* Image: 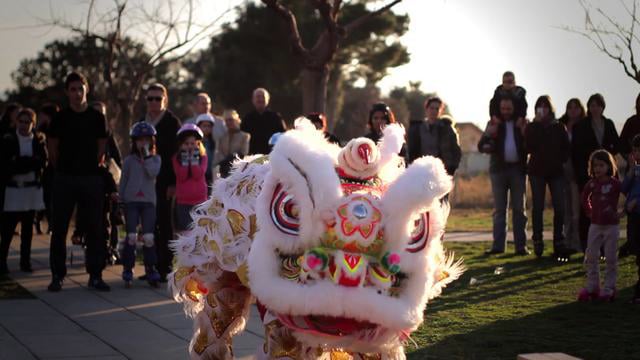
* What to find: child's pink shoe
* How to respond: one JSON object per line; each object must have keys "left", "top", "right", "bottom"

{"left": 577, "top": 287, "right": 599, "bottom": 302}
{"left": 598, "top": 289, "right": 616, "bottom": 302}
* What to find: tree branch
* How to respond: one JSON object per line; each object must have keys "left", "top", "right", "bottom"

{"left": 262, "top": 0, "right": 309, "bottom": 56}
{"left": 344, "top": 0, "right": 403, "bottom": 34}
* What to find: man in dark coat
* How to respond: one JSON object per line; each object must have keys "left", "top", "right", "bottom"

{"left": 241, "top": 88, "right": 286, "bottom": 155}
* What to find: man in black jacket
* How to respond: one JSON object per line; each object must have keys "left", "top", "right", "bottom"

{"left": 139, "top": 83, "right": 182, "bottom": 281}
{"left": 478, "top": 96, "right": 530, "bottom": 255}
{"left": 241, "top": 88, "right": 286, "bottom": 155}
{"left": 407, "top": 97, "right": 461, "bottom": 175}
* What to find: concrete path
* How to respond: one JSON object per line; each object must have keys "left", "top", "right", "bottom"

{"left": 0, "top": 234, "right": 262, "bottom": 360}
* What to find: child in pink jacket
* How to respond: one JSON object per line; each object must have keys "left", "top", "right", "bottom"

{"left": 172, "top": 124, "right": 208, "bottom": 233}
{"left": 579, "top": 149, "right": 622, "bottom": 302}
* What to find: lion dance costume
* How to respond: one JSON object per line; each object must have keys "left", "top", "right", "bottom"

{"left": 170, "top": 122, "right": 463, "bottom": 359}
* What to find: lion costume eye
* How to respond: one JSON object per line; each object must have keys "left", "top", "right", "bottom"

{"left": 271, "top": 183, "right": 300, "bottom": 235}
{"left": 406, "top": 212, "right": 429, "bottom": 253}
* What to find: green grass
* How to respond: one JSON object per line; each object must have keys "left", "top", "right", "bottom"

{"left": 447, "top": 208, "right": 628, "bottom": 232}
{"left": 407, "top": 240, "right": 639, "bottom": 360}
{"left": 0, "top": 275, "right": 34, "bottom": 300}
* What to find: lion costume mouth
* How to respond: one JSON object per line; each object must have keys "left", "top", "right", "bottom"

{"left": 276, "top": 313, "right": 380, "bottom": 338}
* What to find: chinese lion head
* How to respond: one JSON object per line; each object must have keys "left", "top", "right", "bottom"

{"left": 170, "top": 122, "right": 462, "bottom": 360}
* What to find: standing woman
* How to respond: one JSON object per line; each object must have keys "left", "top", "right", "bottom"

{"left": 572, "top": 93, "right": 619, "bottom": 252}
{"left": 525, "top": 96, "right": 570, "bottom": 260}
{"left": 216, "top": 110, "right": 250, "bottom": 178}
{"left": 0, "top": 109, "right": 47, "bottom": 274}
{"left": 139, "top": 83, "right": 181, "bottom": 282}
{"left": 365, "top": 102, "right": 397, "bottom": 144}
{"left": 559, "top": 98, "right": 586, "bottom": 253}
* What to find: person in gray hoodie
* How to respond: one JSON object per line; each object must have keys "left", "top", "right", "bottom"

{"left": 119, "top": 122, "right": 161, "bottom": 287}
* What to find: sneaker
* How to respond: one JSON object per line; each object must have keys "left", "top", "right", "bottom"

{"left": 577, "top": 287, "right": 599, "bottom": 302}
{"left": 515, "top": 247, "right": 531, "bottom": 256}
{"left": 47, "top": 276, "right": 63, "bottom": 292}
{"left": 88, "top": 276, "right": 111, "bottom": 292}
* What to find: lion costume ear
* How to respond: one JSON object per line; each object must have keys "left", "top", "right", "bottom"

{"left": 380, "top": 156, "right": 452, "bottom": 249}
{"left": 268, "top": 126, "right": 343, "bottom": 244}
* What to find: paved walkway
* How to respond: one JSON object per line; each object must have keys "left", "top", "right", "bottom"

{"left": 0, "top": 229, "right": 602, "bottom": 359}
{"left": 0, "top": 234, "right": 262, "bottom": 360}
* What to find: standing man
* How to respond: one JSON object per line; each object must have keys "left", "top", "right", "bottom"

{"left": 478, "top": 96, "right": 530, "bottom": 256}
{"left": 407, "top": 96, "right": 461, "bottom": 175}
{"left": 139, "top": 83, "right": 182, "bottom": 282}
{"left": 489, "top": 71, "right": 528, "bottom": 123}
{"left": 241, "top": 88, "right": 286, "bottom": 155}
{"left": 47, "top": 72, "right": 110, "bottom": 292}
{"left": 184, "top": 92, "right": 226, "bottom": 142}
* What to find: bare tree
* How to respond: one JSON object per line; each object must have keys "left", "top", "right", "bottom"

{"left": 44, "top": 0, "right": 236, "bottom": 149}
{"left": 261, "top": 0, "right": 404, "bottom": 114}
{"left": 564, "top": 0, "right": 640, "bottom": 83}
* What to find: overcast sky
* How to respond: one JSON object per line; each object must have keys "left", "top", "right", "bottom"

{"left": 1, "top": 0, "right": 638, "bottom": 129}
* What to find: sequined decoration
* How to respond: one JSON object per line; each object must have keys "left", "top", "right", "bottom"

{"left": 226, "top": 209, "right": 246, "bottom": 236}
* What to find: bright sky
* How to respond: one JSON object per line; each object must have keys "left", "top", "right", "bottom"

{"left": 1, "top": 0, "right": 638, "bottom": 129}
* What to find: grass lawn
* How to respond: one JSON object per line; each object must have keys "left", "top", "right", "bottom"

{"left": 407, "top": 240, "right": 639, "bottom": 360}
{"left": 447, "top": 208, "right": 628, "bottom": 232}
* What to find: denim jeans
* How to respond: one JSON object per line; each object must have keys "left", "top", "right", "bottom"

{"left": 530, "top": 175, "right": 566, "bottom": 251}
{"left": 124, "top": 202, "right": 156, "bottom": 234}
{"left": 490, "top": 165, "right": 528, "bottom": 252}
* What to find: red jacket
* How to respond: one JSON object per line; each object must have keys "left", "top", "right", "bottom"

{"left": 172, "top": 154, "right": 208, "bottom": 205}
{"left": 581, "top": 176, "right": 621, "bottom": 225}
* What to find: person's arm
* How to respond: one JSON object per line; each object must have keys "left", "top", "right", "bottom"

{"left": 581, "top": 181, "right": 593, "bottom": 218}
{"left": 443, "top": 125, "right": 461, "bottom": 174}
{"left": 188, "top": 154, "right": 208, "bottom": 179}
{"left": 524, "top": 123, "right": 537, "bottom": 154}
{"left": 143, "top": 155, "right": 161, "bottom": 178}
{"left": 518, "top": 88, "right": 528, "bottom": 119}
{"left": 559, "top": 125, "right": 571, "bottom": 164}
{"left": 240, "top": 133, "right": 250, "bottom": 157}
{"left": 610, "top": 120, "right": 621, "bottom": 156}
{"left": 172, "top": 155, "right": 190, "bottom": 183}
{"left": 47, "top": 137, "right": 59, "bottom": 169}
{"left": 477, "top": 121, "right": 495, "bottom": 154}
{"left": 119, "top": 158, "right": 129, "bottom": 199}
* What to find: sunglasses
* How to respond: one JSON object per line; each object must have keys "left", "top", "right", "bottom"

{"left": 146, "top": 96, "right": 163, "bottom": 102}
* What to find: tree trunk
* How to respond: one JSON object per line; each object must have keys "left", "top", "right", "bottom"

{"left": 325, "top": 64, "right": 345, "bottom": 132}
{"left": 114, "top": 100, "right": 135, "bottom": 156}
{"left": 300, "top": 65, "right": 329, "bottom": 114}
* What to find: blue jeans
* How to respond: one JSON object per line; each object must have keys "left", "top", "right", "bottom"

{"left": 124, "top": 202, "right": 156, "bottom": 234}
{"left": 529, "top": 175, "right": 565, "bottom": 251}
{"left": 122, "top": 202, "right": 157, "bottom": 272}
{"left": 490, "top": 166, "right": 528, "bottom": 252}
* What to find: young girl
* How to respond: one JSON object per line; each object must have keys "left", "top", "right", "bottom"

{"left": 173, "top": 124, "right": 208, "bottom": 234}
{"left": 119, "top": 122, "right": 161, "bottom": 288}
{"left": 579, "top": 149, "right": 622, "bottom": 302}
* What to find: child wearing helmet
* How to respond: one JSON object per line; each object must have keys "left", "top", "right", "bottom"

{"left": 119, "top": 122, "right": 162, "bottom": 288}
{"left": 173, "top": 124, "right": 208, "bottom": 234}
